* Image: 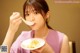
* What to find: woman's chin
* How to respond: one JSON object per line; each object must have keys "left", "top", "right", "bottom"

{"left": 31, "top": 28, "right": 38, "bottom": 30}
{"left": 31, "top": 27, "right": 39, "bottom": 31}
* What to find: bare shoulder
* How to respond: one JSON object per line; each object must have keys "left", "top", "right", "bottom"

{"left": 63, "top": 34, "right": 69, "bottom": 41}
{"left": 61, "top": 33, "right": 69, "bottom": 47}
{"left": 57, "top": 31, "right": 69, "bottom": 41}
{"left": 60, "top": 33, "right": 70, "bottom": 53}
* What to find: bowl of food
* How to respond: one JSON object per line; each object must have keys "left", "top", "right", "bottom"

{"left": 21, "top": 38, "right": 45, "bottom": 50}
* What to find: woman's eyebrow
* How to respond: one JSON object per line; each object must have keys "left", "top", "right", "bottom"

{"left": 25, "top": 7, "right": 37, "bottom": 14}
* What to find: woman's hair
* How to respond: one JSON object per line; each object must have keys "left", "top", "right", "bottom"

{"left": 23, "top": 0, "right": 52, "bottom": 29}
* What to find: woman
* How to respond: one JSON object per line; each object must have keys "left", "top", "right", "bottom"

{"left": 2, "top": 0, "right": 70, "bottom": 53}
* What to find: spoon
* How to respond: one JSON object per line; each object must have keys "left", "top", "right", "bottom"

{"left": 21, "top": 18, "right": 35, "bottom": 26}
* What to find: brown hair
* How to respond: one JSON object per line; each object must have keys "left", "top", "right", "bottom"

{"left": 23, "top": 0, "right": 52, "bottom": 29}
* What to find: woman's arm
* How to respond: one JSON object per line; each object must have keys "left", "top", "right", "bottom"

{"left": 60, "top": 35, "right": 70, "bottom": 53}
{"left": 2, "top": 12, "right": 22, "bottom": 53}
{"left": 2, "top": 29, "right": 16, "bottom": 53}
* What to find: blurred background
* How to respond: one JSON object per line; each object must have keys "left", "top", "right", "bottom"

{"left": 0, "top": 0, "right": 80, "bottom": 53}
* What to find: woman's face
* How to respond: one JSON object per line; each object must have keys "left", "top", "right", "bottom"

{"left": 25, "top": 6, "right": 47, "bottom": 30}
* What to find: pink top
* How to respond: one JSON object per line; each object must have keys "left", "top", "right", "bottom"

{"left": 10, "top": 29, "right": 64, "bottom": 53}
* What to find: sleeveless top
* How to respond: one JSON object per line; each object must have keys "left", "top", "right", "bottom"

{"left": 10, "top": 29, "right": 64, "bottom": 53}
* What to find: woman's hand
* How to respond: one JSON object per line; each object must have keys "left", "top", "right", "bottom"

{"left": 31, "top": 40, "right": 55, "bottom": 53}
{"left": 8, "top": 12, "right": 22, "bottom": 33}
{"left": 2, "top": 12, "right": 22, "bottom": 53}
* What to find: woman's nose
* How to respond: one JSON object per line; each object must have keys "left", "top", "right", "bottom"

{"left": 29, "top": 14, "right": 35, "bottom": 21}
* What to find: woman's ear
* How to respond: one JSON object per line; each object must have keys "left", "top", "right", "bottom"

{"left": 46, "top": 11, "right": 50, "bottom": 19}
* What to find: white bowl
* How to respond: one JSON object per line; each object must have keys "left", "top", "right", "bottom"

{"left": 21, "top": 38, "right": 45, "bottom": 50}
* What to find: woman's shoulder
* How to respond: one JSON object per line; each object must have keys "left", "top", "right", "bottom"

{"left": 49, "top": 29, "right": 67, "bottom": 41}
{"left": 50, "top": 29, "right": 66, "bottom": 35}
{"left": 46, "top": 29, "right": 68, "bottom": 53}
{"left": 54, "top": 30, "right": 68, "bottom": 40}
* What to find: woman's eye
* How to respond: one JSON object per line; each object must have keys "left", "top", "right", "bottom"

{"left": 25, "top": 13, "right": 29, "bottom": 16}
{"left": 34, "top": 11, "right": 38, "bottom": 14}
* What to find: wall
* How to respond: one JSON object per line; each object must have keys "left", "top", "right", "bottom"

{"left": 0, "top": 0, "right": 80, "bottom": 53}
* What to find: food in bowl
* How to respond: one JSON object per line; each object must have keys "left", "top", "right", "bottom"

{"left": 27, "top": 39, "right": 40, "bottom": 48}
{"left": 21, "top": 38, "right": 45, "bottom": 50}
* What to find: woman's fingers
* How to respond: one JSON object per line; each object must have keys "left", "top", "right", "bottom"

{"left": 11, "top": 17, "right": 22, "bottom": 24}
{"left": 10, "top": 12, "right": 22, "bottom": 24}
{"left": 10, "top": 12, "right": 21, "bottom": 21}
{"left": 31, "top": 50, "right": 41, "bottom": 53}
{"left": 9, "top": 12, "right": 22, "bottom": 32}
{"left": 30, "top": 44, "right": 45, "bottom": 53}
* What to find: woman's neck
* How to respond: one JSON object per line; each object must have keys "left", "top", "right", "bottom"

{"left": 34, "top": 25, "right": 49, "bottom": 38}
